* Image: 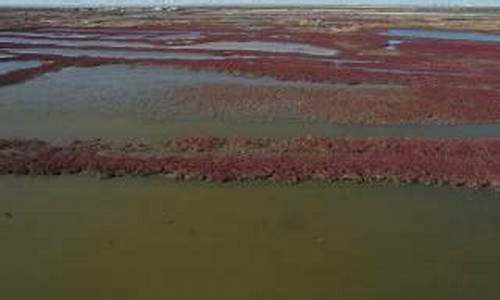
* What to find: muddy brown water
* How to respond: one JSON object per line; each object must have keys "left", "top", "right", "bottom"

{"left": 1, "top": 175, "right": 500, "bottom": 300}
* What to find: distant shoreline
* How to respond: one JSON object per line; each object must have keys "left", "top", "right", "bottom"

{"left": 0, "top": 5, "right": 499, "bottom": 9}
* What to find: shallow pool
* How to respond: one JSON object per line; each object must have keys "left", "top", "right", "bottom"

{"left": 385, "top": 29, "right": 500, "bottom": 43}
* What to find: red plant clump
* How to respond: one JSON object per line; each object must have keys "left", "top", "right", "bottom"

{"left": 1, "top": 137, "right": 500, "bottom": 187}
{"left": 173, "top": 136, "right": 227, "bottom": 152}
{"left": 401, "top": 39, "right": 500, "bottom": 60}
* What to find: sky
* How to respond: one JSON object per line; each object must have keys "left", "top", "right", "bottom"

{"left": 0, "top": 0, "right": 498, "bottom": 7}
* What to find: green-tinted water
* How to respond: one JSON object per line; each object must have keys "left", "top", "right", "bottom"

{"left": 1, "top": 176, "right": 499, "bottom": 300}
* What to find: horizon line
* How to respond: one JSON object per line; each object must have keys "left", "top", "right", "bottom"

{"left": 1, "top": 4, "right": 499, "bottom": 8}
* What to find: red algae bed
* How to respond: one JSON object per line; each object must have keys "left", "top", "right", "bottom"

{"left": 1, "top": 137, "right": 500, "bottom": 188}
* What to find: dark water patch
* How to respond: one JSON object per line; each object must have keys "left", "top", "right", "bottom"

{"left": 385, "top": 29, "right": 500, "bottom": 43}
{"left": 1, "top": 176, "right": 500, "bottom": 299}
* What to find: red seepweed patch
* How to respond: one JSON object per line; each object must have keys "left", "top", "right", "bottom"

{"left": 1, "top": 137, "right": 500, "bottom": 187}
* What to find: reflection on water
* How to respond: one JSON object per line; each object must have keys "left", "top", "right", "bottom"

{"left": 1, "top": 176, "right": 499, "bottom": 299}
{"left": 386, "top": 29, "right": 500, "bottom": 43}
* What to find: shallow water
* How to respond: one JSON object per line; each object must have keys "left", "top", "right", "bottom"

{"left": 1, "top": 65, "right": 499, "bottom": 142}
{"left": 2, "top": 47, "right": 242, "bottom": 61}
{"left": 99, "top": 32, "right": 203, "bottom": 41}
{"left": 153, "top": 32, "right": 204, "bottom": 41}
{"left": 3, "top": 117, "right": 500, "bottom": 144}
{"left": 384, "top": 39, "right": 402, "bottom": 50}
{"left": 353, "top": 66, "right": 465, "bottom": 76}
{"left": 386, "top": 29, "right": 500, "bottom": 43}
{"left": 0, "top": 53, "right": 15, "bottom": 59}
{"left": 0, "top": 60, "right": 42, "bottom": 75}
{"left": 1, "top": 29, "right": 195, "bottom": 41}
{"left": 0, "top": 36, "right": 160, "bottom": 49}
{"left": 0, "top": 31, "right": 105, "bottom": 39}
{"left": 172, "top": 41, "right": 339, "bottom": 57}
{"left": 1, "top": 176, "right": 499, "bottom": 300}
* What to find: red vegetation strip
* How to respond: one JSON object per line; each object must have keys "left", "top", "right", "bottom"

{"left": 1, "top": 137, "right": 500, "bottom": 187}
